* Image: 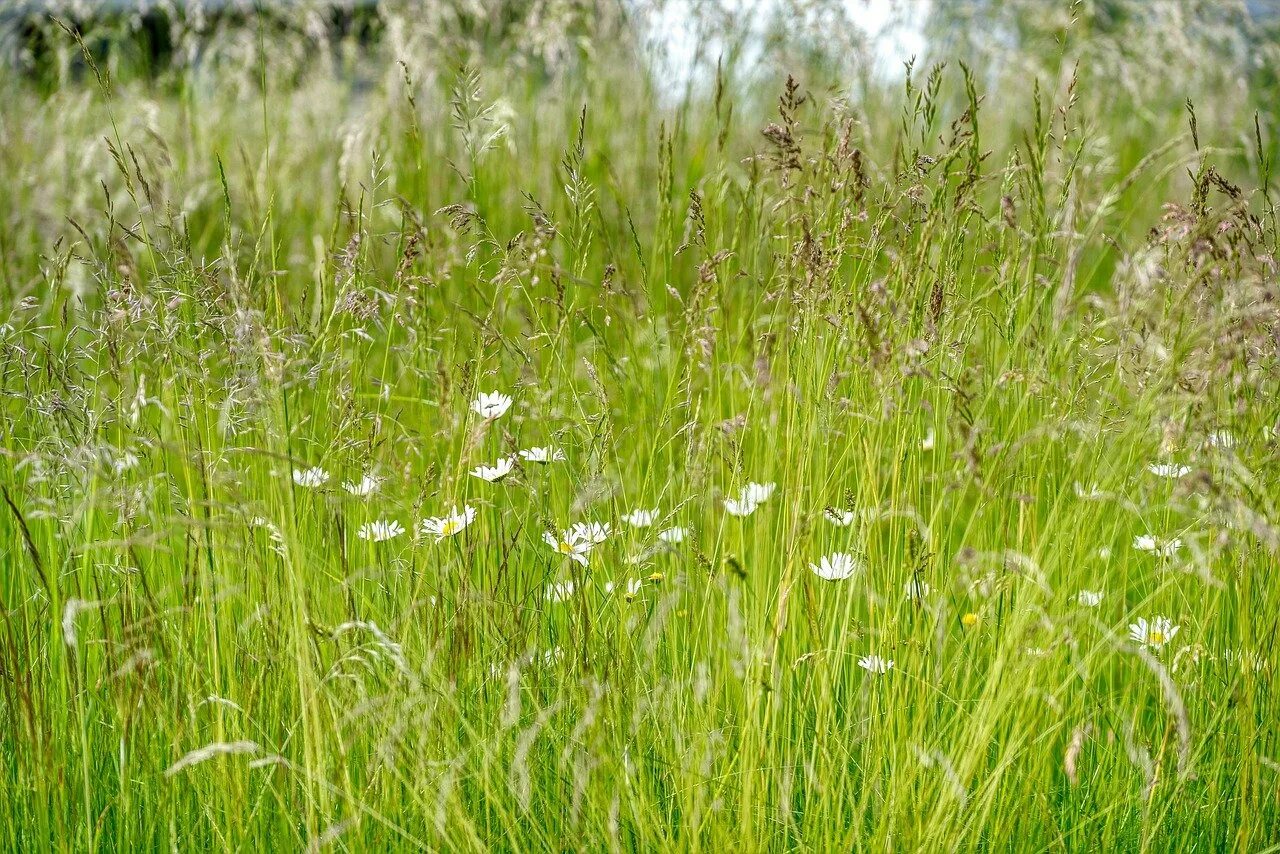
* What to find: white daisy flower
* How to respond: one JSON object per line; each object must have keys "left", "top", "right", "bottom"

{"left": 904, "top": 578, "right": 932, "bottom": 601}
{"left": 823, "top": 508, "right": 856, "bottom": 526}
{"left": 723, "top": 496, "right": 759, "bottom": 517}
{"left": 343, "top": 473, "right": 382, "bottom": 496}
{"left": 543, "top": 529, "right": 595, "bottom": 566}
{"left": 858, "top": 654, "right": 894, "bottom": 674}
{"left": 1073, "top": 482, "right": 1105, "bottom": 500}
{"left": 1204, "top": 430, "right": 1236, "bottom": 450}
{"left": 1133, "top": 534, "right": 1182, "bottom": 557}
{"left": 1147, "top": 462, "right": 1191, "bottom": 478}
{"left": 1223, "top": 648, "right": 1265, "bottom": 672}
{"left": 1128, "top": 616, "right": 1180, "bottom": 650}
{"left": 519, "top": 446, "right": 566, "bottom": 464}
{"left": 544, "top": 579, "right": 578, "bottom": 603}
{"left": 809, "top": 552, "right": 861, "bottom": 581}
{"left": 471, "top": 391, "right": 513, "bottom": 420}
{"left": 357, "top": 519, "right": 405, "bottom": 542}
{"left": 1075, "top": 589, "right": 1104, "bottom": 607}
{"left": 421, "top": 505, "right": 477, "bottom": 540}
{"left": 470, "top": 456, "right": 515, "bottom": 482}
{"left": 292, "top": 466, "right": 330, "bottom": 488}
{"left": 741, "top": 482, "right": 776, "bottom": 505}
{"left": 569, "top": 521, "right": 611, "bottom": 544}
{"left": 604, "top": 578, "right": 644, "bottom": 600}
{"left": 623, "top": 508, "right": 659, "bottom": 528}
{"left": 658, "top": 526, "right": 688, "bottom": 544}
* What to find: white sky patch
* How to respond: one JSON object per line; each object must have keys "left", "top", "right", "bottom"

{"left": 641, "top": 0, "right": 930, "bottom": 92}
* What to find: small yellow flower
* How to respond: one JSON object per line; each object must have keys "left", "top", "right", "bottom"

{"left": 961, "top": 612, "right": 979, "bottom": 628}
{"left": 647, "top": 571, "right": 664, "bottom": 584}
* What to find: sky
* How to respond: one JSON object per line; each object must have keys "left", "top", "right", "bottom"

{"left": 642, "top": 0, "right": 931, "bottom": 85}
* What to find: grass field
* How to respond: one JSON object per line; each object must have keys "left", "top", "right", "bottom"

{"left": 1, "top": 1, "right": 1279, "bottom": 849}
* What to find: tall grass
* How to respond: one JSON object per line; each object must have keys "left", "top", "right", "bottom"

{"left": 1, "top": 1, "right": 1278, "bottom": 849}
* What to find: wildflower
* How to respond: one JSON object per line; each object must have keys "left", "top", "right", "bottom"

{"left": 1073, "top": 482, "right": 1105, "bottom": 500}
{"left": 858, "top": 654, "right": 894, "bottom": 674}
{"left": 544, "top": 579, "right": 578, "bottom": 603}
{"left": 569, "top": 521, "right": 611, "bottom": 544}
{"left": 724, "top": 482, "right": 776, "bottom": 517}
{"left": 823, "top": 508, "right": 856, "bottom": 526}
{"left": 1147, "top": 462, "right": 1191, "bottom": 478}
{"left": 1128, "top": 616, "right": 1180, "bottom": 650}
{"left": 1133, "top": 534, "right": 1182, "bottom": 558}
{"left": 623, "top": 508, "right": 659, "bottom": 528}
{"left": 809, "top": 552, "right": 861, "bottom": 581}
{"left": 471, "top": 391, "right": 512, "bottom": 420}
{"left": 961, "top": 612, "right": 979, "bottom": 628}
{"left": 343, "top": 473, "right": 381, "bottom": 496}
{"left": 357, "top": 519, "right": 405, "bottom": 542}
{"left": 606, "top": 578, "right": 644, "bottom": 601}
{"left": 544, "top": 529, "right": 594, "bottom": 566}
{"left": 904, "top": 578, "right": 932, "bottom": 601}
{"left": 647, "top": 571, "right": 665, "bottom": 584}
{"left": 470, "top": 456, "right": 515, "bottom": 482}
{"left": 1204, "top": 430, "right": 1236, "bottom": 450}
{"left": 1075, "top": 589, "right": 1104, "bottom": 607}
{"left": 292, "top": 466, "right": 330, "bottom": 488}
{"left": 519, "top": 446, "right": 565, "bottom": 464}
{"left": 741, "top": 482, "right": 776, "bottom": 504}
{"left": 1223, "top": 648, "right": 1265, "bottom": 672}
{"left": 723, "top": 496, "right": 759, "bottom": 517}
{"left": 658, "top": 526, "right": 688, "bottom": 544}
{"left": 421, "top": 505, "right": 476, "bottom": 540}
{"left": 921, "top": 428, "right": 936, "bottom": 451}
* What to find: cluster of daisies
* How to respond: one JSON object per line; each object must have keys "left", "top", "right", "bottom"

{"left": 287, "top": 390, "right": 1210, "bottom": 669}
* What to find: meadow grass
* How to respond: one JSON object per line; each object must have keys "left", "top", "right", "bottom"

{"left": 0, "top": 2, "right": 1278, "bottom": 849}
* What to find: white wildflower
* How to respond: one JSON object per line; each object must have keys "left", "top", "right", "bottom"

{"left": 1147, "top": 463, "right": 1191, "bottom": 478}
{"left": 1075, "top": 589, "right": 1104, "bottom": 607}
{"left": 471, "top": 391, "right": 513, "bottom": 420}
{"left": 421, "top": 505, "right": 477, "bottom": 540}
{"left": 292, "top": 466, "right": 330, "bottom": 488}
{"left": 823, "top": 508, "right": 856, "bottom": 526}
{"left": 1133, "top": 534, "right": 1182, "bottom": 558}
{"left": 657, "top": 526, "right": 688, "bottom": 544}
{"left": 623, "top": 508, "right": 659, "bottom": 528}
{"left": 342, "top": 473, "right": 381, "bottom": 496}
{"left": 543, "top": 529, "right": 595, "bottom": 566}
{"left": 519, "top": 446, "right": 565, "bottom": 464}
{"left": 569, "top": 521, "right": 611, "bottom": 544}
{"left": 809, "top": 552, "right": 861, "bottom": 581}
{"left": 470, "top": 456, "right": 515, "bottom": 482}
{"left": 545, "top": 579, "right": 579, "bottom": 603}
{"left": 858, "top": 654, "right": 894, "bottom": 674}
{"left": 904, "top": 578, "right": 932, "bottom": 601}
{"left": 1128, "top": 616, "right": 1180, "bottom": 650}
{"left": 357, "top": 519, "right": 405, "bottom": 542}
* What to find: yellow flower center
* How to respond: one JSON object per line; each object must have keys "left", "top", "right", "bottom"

{"left": 1149, "top": 631, "right": 1165, "bottom": 645}
{"left": 442, "top": 520, "right": 460, "bottom": 536}
{"left": 558, "top": 541, "right": 574, "bottom": 554}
